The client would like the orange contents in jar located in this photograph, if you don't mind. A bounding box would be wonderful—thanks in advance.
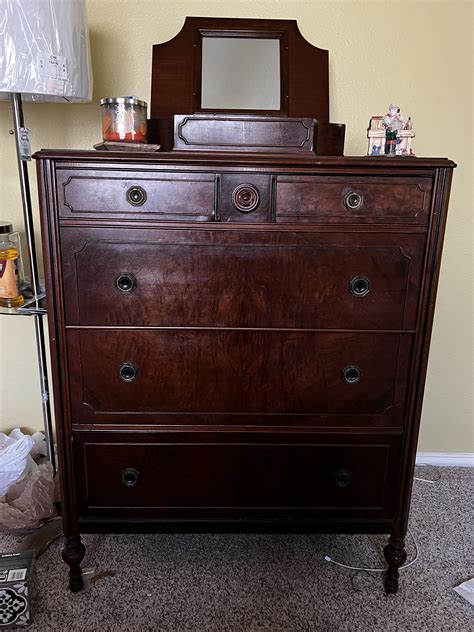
[104,130,147,142]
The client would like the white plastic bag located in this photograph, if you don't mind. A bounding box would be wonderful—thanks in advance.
[0,430,55,531]
[0,430,35,497]
[0,462,55,531]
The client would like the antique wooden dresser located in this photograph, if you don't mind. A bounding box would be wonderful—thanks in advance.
[35,18,454,594]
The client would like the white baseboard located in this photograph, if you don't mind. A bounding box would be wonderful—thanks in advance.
[416,452,473,467]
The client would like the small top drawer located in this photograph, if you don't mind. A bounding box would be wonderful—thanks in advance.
[56,169,216,221]
[276,175,433,224]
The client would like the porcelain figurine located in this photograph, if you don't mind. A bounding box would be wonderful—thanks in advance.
[383,104,405,132]
[367,104,415,156]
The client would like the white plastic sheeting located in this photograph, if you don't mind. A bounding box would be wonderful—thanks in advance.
[0,430,35,497]
[0,429,54,532]
[0,428,46,497]
[0,0,92,101]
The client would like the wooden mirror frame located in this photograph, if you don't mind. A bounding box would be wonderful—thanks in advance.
[151,17,330,121]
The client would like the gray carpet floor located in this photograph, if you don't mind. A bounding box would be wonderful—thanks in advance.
[1,466,472,631]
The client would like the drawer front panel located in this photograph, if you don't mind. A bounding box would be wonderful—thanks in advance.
[276,175,433,224]
[219,174,272,223]
[61,227,425,330]
[56,169,216,221]
[73,430,401,521]
[67,329,412,426]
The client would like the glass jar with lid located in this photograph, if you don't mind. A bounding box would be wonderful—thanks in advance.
[0,222,24,308]
[100,96,148,143]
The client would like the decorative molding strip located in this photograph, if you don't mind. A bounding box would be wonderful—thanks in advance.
[416,452,473,467]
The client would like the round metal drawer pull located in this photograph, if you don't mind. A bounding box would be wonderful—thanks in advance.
[231,183,260,213]
[119,363,138,382]
[115,273,137,293]
[121,468,140,487]
[342,365,362,384]
[335,469,352,488]
[344,191,363,210]
[350,276,370,297]
[126,185,147,207]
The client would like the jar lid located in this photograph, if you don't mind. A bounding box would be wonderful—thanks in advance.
[100,96,147,108]
[0,222,13,234]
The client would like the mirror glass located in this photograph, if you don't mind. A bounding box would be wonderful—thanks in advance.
[201,37,280,110]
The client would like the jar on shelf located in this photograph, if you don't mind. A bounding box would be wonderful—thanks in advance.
[0,222,24,308]
[100,97,148,143]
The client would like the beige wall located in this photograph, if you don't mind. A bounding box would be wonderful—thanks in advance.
[0,0,472,452]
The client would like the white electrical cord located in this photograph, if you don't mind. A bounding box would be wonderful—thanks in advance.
[413,463,441,483]
[324,471,440,573]
[324,527,418,572]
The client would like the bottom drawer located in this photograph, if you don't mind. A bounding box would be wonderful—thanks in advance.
[73,431,402,523]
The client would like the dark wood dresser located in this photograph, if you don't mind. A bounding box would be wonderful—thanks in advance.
[35,149,454,593]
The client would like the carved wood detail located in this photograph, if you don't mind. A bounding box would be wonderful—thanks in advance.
[384,535,407,594]
[62,535,86,593]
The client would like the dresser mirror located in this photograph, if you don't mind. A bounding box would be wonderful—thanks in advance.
[200,36,281,111]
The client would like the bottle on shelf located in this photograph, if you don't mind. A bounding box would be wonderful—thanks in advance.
[0,222,24,308]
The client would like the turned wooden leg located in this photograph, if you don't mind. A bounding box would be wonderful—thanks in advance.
[384,535,407,594]
[62,535,86,592]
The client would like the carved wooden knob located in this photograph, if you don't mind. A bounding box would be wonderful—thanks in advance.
[231,184,260,213]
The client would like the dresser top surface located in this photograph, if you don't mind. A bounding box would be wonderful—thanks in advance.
[33,149,456,170]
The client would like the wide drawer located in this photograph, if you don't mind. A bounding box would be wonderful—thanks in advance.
[56,169,216,221]
[276,175,433,224]
[67,329,412,427]
[73,430,402,522]
[60,227,425,330]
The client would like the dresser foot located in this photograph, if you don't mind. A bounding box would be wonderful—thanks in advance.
[383,535,407,594]
[62,535,86,592]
